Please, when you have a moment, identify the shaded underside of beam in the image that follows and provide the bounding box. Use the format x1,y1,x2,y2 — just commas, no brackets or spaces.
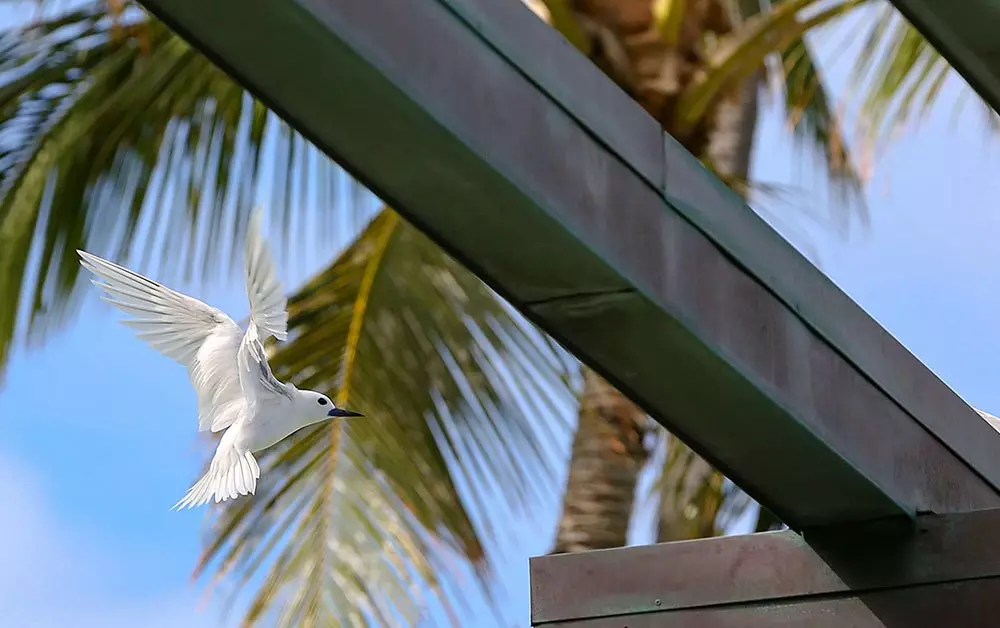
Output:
888,0,1000,115
138,0,1000,527
531,509,1000,627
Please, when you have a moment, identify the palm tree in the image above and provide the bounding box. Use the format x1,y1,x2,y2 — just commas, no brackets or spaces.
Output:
538,0,868,550
540,0,1000,549
0,5,577,624
0,0,983,623
564,0,1000,549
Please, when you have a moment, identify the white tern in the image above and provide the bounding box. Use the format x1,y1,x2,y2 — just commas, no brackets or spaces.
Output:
77,211,363,509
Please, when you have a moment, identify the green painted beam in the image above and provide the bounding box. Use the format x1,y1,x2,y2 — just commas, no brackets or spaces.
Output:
138,0,1000,528
889,0,1000,114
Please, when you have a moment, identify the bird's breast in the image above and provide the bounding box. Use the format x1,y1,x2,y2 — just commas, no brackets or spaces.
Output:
243,413,307,453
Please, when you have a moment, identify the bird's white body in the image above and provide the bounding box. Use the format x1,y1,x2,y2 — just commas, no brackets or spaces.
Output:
78,211,361,509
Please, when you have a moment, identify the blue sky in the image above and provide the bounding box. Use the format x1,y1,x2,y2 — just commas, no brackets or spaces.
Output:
3,3,1000,627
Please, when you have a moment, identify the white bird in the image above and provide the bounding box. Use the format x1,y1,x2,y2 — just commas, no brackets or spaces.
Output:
77,211,364,509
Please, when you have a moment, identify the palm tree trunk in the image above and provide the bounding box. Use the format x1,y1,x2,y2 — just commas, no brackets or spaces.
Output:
707,70,760,188
656,69,763,543
552,368,650,553
550,0,773,553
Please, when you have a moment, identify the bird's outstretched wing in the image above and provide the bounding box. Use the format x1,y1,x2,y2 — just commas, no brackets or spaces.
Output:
237,211,293,413
244,210,288,343
237,323,292,416
78,250,246,433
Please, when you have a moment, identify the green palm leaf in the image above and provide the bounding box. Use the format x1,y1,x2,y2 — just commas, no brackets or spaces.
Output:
645,431,753,542
198,209,574,625
0,4,575,624
679,0,869,211
676,0,860,131
0,4,359,379
851,4,972,147
775,21,867,219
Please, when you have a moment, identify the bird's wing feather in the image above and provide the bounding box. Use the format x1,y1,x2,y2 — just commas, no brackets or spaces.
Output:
78,250,246,433
171,444,260,509
192,328,248,433
244,210,288,343
237,321,291,417
236,210,292,416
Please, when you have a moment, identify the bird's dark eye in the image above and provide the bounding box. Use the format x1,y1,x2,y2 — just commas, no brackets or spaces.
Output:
318,398,328,406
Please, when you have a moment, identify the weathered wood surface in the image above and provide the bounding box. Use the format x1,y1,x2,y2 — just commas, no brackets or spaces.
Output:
532,509,1000,626
534,581,1000,628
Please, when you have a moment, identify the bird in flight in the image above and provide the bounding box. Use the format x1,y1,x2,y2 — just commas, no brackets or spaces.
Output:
78,211,364,509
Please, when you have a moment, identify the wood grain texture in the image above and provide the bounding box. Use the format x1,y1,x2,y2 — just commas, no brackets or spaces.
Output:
533,510,1000,625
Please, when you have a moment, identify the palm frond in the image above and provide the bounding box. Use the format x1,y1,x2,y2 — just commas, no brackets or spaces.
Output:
538,0,590,54
653,434,723,541
850,4,958,148
675,0,861,132
198,209,575,626
649,431,753,541
0,4,364,379
652,0,686,46
676,0,868,219
774,22,868,222
0,4,576,623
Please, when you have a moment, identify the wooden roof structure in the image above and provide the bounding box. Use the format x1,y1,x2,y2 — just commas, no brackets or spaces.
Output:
136,0,1000,625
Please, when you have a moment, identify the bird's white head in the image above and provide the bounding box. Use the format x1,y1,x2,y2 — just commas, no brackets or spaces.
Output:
294,389,364,425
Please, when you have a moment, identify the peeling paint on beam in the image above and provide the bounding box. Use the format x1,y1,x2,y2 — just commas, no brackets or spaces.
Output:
139,0,1000,527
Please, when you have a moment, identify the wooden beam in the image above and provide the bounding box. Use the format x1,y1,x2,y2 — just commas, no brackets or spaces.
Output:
531,582,1000,628
530,509,1000,627
887,0,1000,115
138,0,1000,527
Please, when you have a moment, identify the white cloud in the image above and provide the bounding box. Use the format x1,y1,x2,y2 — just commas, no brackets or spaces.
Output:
0,452,229,628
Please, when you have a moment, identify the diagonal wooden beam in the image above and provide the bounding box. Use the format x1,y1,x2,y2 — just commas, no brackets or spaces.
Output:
531,509,1000,627
138,0,1000,528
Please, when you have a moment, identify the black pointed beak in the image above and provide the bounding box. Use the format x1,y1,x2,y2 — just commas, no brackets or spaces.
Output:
327,407,364,418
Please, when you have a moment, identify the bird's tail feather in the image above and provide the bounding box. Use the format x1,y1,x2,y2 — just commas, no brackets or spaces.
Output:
171,448,260,510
